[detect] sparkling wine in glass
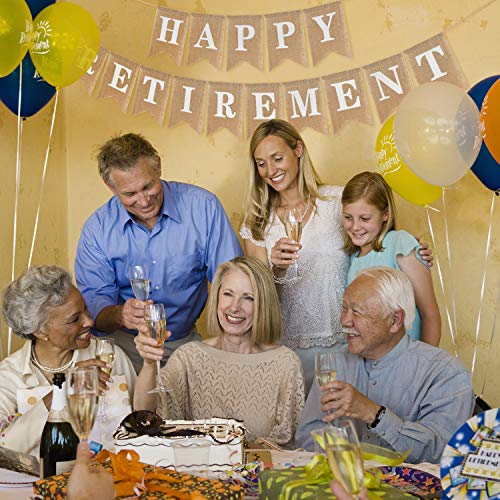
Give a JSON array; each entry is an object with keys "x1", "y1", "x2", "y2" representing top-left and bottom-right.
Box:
[
  {"x1": 315, "y1": 351, "x2": 337, "y2": 388},
  {"x1": 284, "y1": 207, "x2": 304, "y2": 278},
  {"x1": 95, "y1": 338, "x2": 115, "y2": 420},
  {"x1": 144, "y1": 303, "x2": 170, "y2": 393},
  {"x1": 130, "y1": 265, "x2": 150, "y2": 301},
  {"x1": 66, "y1": 366, "x2": 99, "y2": 441},
  {"x1": 324, "y1": 420, "x2": 364, "y2": 497}
]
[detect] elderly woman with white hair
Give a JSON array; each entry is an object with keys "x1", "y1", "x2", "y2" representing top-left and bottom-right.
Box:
[{"x1": 0, "y1": 265, "x2": 136, "y2": 457}]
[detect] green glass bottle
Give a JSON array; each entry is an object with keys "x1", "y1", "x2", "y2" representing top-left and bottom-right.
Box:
[{"x1": 39, "y1": 372, "x2": 79, "y2": 478}]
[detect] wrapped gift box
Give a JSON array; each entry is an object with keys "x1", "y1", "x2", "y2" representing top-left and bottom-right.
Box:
[
  {"x1": 34, "y1": 454, "x2": 243, "y2": 500},
  {"x1": 259, "y1": 467, "x2": 415, "y2": 499}
]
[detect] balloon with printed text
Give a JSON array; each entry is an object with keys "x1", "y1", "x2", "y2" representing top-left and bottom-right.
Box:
[
  {"x1": 0, "y1": 0, "x2": 33, "y2": 77},
  {"x1": 375, "y1": 115, "x2": 441, "y2": 205},
  {"x1": 29, "y1": 2, "x2": 100, "y2": 89},
  {"x1": 480, "y1": 79, "x2": 500, "y2": 168},
  {"x1": 394, "y1": 81, "x2": 482, "y2": 186},
  {"x1": 468, "y1": 75, "x2": 500, "y2": 191}
]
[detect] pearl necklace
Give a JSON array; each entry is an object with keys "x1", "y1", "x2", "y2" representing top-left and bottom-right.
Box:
[{"x1": 30, "y1": 343, "x2": 77, "y2": 373}]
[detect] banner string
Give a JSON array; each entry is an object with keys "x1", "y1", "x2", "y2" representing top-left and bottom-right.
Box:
[
  {"x1": 8, "y1": 65, "x2": 24, "y2": 357},
  {"x1": 426, "y1": 206, "x2": 459, "y2": 358},
  {"x1": 28, "y1": 91, "x2": 60, "y2": 269},
  {"x1": 471, "y1": 192, "x2": 496, "y2": 377},
  {"x1": 441, "y1": 188, "x2": 458, "y2": 342}
]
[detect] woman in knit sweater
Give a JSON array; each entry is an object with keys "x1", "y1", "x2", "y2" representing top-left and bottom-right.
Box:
[{"x1": 133, "y1": 256, "x2": 305, "y2": 447}]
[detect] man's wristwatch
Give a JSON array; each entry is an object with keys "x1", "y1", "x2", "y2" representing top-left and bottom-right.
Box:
[{"x1": 368, "y1": 405, "x2": 386, "y2": 429}]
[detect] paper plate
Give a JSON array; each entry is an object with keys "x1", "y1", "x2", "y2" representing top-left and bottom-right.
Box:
[
  {"x1": 379, "y1": 466, "x2": 441, "y2": 498},
  {"x1": 440, "y1": 408, "x2": 500, "y2": 499}
]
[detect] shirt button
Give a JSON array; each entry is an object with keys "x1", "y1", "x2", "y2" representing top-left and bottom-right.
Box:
[
  {"x1": 155, "y1": 286, "x2": 160, "y2": 290},
  {"x1": 371, "y1": 380, "x2": 377, "y2": 386},
  {"x1": 152, "y1": 260, "x2": 156, "y2": 264},
  {"x1": 373, "y1": 361, "x2": 378, "y2": 367}
]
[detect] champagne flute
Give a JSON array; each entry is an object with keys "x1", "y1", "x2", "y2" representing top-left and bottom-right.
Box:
[
  {"x1": 315, "y1": 351, "x2": 337, "y2": 388},
  {"x1": 283, "y1": 207, "x2": 304, "y2": 278},
  {"x1": 144, "y1": 303, "x2": 170, "y2": 393},
  {"x1": 324, "y1": 420, "x2": 364, "y2": 497},
  {"x1": 95, "y1": 338, "x2": 115, "y2": 420},
  {"x1": 66, "y1": 366, "x2": 99, "y2": 441},
  {"x1": 130, "y1": 265, "x2": 150, "y2": 301}
]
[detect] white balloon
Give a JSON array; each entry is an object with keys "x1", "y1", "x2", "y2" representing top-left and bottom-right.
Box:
[{"x1": 394, "y1": 82, "x2": 482, "y2": 186}]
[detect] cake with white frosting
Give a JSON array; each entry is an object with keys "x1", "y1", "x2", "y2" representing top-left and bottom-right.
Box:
[{"x1": 113, "y1": 412, "x2": 245, "y2": 473}]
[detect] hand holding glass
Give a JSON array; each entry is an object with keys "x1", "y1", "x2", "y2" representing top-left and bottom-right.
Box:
[
  {"x1": 144, "y1": 303, "x2": 170, "y2": 393},
  {"x1": 95, "y1": 338, "x2": 115, "y2": 420},
  {"x1": 66, "y1": 367, "x2": 99, "y2": 441},
  {"x1": 130, "y1": 265, "x2": 150, "y2": 301},
  {"x1": 324, "y1": 420, "x2": 364, "y2": 497}
]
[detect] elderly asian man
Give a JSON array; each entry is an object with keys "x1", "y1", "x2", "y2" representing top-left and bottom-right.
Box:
[{"x1": 296, "y1": 266, "x2": 474, "y2": 464}]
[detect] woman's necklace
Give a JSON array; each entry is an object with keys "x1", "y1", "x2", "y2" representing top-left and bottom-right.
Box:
[
  {"x1": 30, "y1": 343, "x2": 77, "y2": 373},
  {"x1": 280, "y1": 194, "x2": 311, "y2": 216}
]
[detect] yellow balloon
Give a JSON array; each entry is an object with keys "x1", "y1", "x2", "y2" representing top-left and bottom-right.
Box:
[
  {"x1": 375, "y1": 115, "x2": 441, "y2": 206},
  {"x1": 0, "y1": 0, "x2": 32, "y2": 77},
  {"x1": 30, "y1": 2, "x2": 100, "y2": 89}
]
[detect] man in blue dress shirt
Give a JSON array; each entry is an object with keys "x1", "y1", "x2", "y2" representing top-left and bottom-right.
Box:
[
  {"x1": 75, "y1": 133, "x2": 243, "y2": 371},
  {"x1": 296, "y1": 266, "x2": 474, "y2": 464}
]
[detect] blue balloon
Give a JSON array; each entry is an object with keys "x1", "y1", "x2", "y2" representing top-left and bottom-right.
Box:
[
  {"x1": 27, "y1": 0, "x2": 55, "y2": 18},
  {"x1": 468, "y1": 76, "x2": 500, "y2": 191},
  {"x1": 0, "y1": 53, "x2": 56, "y2": 118}
]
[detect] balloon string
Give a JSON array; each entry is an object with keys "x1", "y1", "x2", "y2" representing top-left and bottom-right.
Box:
[
  {"x1": 441, "y1": 188, "x2": 458, "y2": 342},
  {"x1": 478, "y1": 277, "x2": 500, "y2": 399},
  {"x1": 426, "y1": 207, "x2": 459, "y2": 358},
  {"x1": 471, "y1": 192, "x2": 496, "y2": 377},
  {"x1": 28, "y1": 91, "x2": 60, "y2": 269},
  {"x1": 9, "y1": 65, "x2": 24, "y2": 357}
]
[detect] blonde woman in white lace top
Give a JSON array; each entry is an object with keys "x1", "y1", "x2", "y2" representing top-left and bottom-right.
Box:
[
  {"x1": 133, "y1": 256, "x2": 305, "y2": 446},
  {"x1": 240, "y1": 120, "x2": 348, "y2": 391}
]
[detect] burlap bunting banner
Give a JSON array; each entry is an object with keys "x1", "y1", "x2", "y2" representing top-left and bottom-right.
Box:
[
  {"x1": 168, "y1": 77, "x2": 206, "y2": 134},
  {"x1": 81, "y1": 47, "x2": 109, "y2": 95},
  {"x1": 87, "y1": 32, "x2": 467, "y2": 137},
  {"x1": 132, "y1": 67, "x2": 171, "y2": 125},
  {"x1": 265, "y1": 10, "x2": 307, "y2": 70},
  {"x1": 404, "y1": 33, "x2": 468, "y2": 89},
  {"x1": 149, "y1": 7, "x2": 189, "y2": 65},
  {"x1": 283, "y1": 79, "x2": 328, "y2": 133},
  {"x1": 244, "y1": 83, "x2": 284, "y2": 138},
  {"x1": 322, "y1": 69, "x2": 373, "y2": 132},
  {"x1": 363, "y1": 54, "x2": 414, "y2": 123},
  {"x1": 97, "y1": 52, "x2": 140, "y2": 112},
  {"x1": 226, "y1": 15, "x2": 264, "y2": 70},
  {"x1": 206, "y1": 82, "x2": 244, "y2": 137},
  {"x1": 303, "y1": 2, "x2": 352, "y2": 65},
  {"x1": 187, "y1": 13, "x2": 225, "y2": 69}
]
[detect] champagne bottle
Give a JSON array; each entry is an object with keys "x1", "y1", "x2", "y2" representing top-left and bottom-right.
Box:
[{"x1": 39, "y1": 372, "x2": 79, "y2": 479}]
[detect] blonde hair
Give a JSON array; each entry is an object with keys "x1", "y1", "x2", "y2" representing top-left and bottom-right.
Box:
[
  {"x1": 206, "y1": 256, "x2": 282, "y2": 345},
  {"x1": 341, "y1": 171, "x2": 396, "y2": 254},
  {"x1": 244, "y1": 119, "x2": 324, "y2": 240}
]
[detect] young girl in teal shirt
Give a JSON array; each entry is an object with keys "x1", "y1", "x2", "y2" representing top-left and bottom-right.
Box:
[{"x1": 341, "y1": 172, "x2": 441, "y2": 346}]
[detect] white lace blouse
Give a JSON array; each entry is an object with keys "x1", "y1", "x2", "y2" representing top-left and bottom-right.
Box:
[{"x1": 240, "y1": 185, "x2": 349, "y2": 349}]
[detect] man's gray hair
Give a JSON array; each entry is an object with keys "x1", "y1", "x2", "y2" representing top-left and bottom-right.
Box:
[
  {"x1": 2, "y1": 266, "x2": 73, "y2": 340},
  {"x1": 96, "y1": 133, "x2": 161, "y2": 184},
  {"x1": 354, "y1": 266, "x2": 415, "y2": 331}
]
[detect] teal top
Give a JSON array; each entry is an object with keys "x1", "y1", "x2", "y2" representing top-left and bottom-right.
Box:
[{"x1": 346, "y1": 230, "x2": 428, "y2": 341}]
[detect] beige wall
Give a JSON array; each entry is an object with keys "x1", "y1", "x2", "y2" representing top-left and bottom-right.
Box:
[{"x1": 3, "y1": 0, "x2": 500, "y2": 405}]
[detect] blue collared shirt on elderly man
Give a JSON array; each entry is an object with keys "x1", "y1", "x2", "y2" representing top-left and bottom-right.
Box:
[
  {"x1": 296, "y1": 335, "x2": 474, "y2": 463},
  {"x1": 75, "y1": 180, "x2": 243, "y2": 341}
]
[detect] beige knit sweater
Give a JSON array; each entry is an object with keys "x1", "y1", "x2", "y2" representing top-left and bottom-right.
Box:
[{"x1": 157, "y1": 341, "x2": 305, "y2": 446}]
